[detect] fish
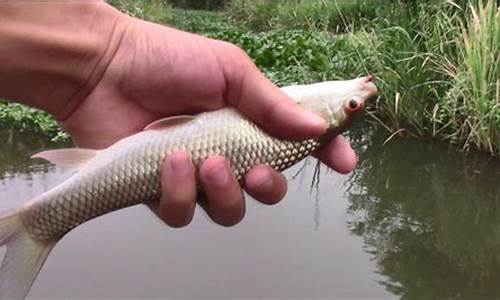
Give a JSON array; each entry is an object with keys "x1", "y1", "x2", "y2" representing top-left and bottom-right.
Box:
[{"x1": 0, "y1": 75, "x2": 377, "y2": 299}]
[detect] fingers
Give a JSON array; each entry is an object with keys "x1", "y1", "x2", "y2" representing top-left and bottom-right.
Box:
[
  {"x1": 155, "y1": 137, "x2": 355, "y2": 228},
  {"x1": 156, "y1": 154, "x2": 283, "y2": 228},
  {"x1": 210, "y1": 40, "x2": 326, "y2": 140},
  {"x1": 157, "y1": 151, "x2": 197, "y2": 228},
  {"x1": 244, "y1": 165, "x2": 287, "y2": 205},
  {"x1": 314, "y1": 135, "x2": 357, "y2": 174},
  {"x1": 199, "y1": 156, "x2": 245, "y2": 226},
  {"x1": 156, "y1": 153, "x2": 245, "y2": 227}
]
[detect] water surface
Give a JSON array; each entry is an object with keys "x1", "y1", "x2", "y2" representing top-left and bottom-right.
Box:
[{"x1": 0, "y1": 127, "x2": 498, "y2": 299}]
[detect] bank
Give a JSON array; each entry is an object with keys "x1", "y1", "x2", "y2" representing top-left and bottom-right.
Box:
[{"x1": 1, "y1": 0, "x2": 498, "y2": 155}]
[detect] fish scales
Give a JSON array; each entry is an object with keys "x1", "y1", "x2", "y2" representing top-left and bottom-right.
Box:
[
  {"x1": 21, "y1": 108, "x2": 320, "y2": 242},
  {"x1": 0, "y1": 76, "x2": 378, "y2": 299}
]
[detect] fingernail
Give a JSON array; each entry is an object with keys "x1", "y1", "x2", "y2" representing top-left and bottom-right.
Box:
[
  {"x1": 168, "y1": 152, "x2": 192, "y2": 176},
  {"x1": 302, "y1": 111, "x2": 327, "y2": 132},
  {"x1": 205, "y1": 158, "x2": 230, "y2": 188}
]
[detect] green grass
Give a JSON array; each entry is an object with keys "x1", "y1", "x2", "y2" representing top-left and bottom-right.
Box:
[
  {"x1": 221, "y1": 0, "x2": 500, "y2": 155},
  {"x1": 343, "y1": 1, "x2": 463, "y2": 136},
  {"x1": 217, "y1": 0, "x2": 500, "y2": 155},
  {"x1": 358, "y1": 0, "x2": 499, "y2": 155},
  {"x1": 441, "y1": 0, "x2": 500, "y2": 153},
  {"x1": 1, "y1": 0, "x2": 498, "y2": 155},
  {"x1": 227, "y1": 0, "x2": 383, "y2": 33}
]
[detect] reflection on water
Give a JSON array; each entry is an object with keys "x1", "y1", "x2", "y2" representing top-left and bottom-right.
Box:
[
  {"x1": 347, "y1": 129, "x2": 500, "y2": 299},
  {"x1": 1, "y1": 126, "x2": 499, "y2": 299},
  {"x1": 0, "y1": 128, "x2": 60, "y2": 178},
  {"x1": 0, "y1": 129, "x2": 71, "y2": 211}
]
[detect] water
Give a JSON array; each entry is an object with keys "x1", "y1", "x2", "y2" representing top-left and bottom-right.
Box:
[{"x1": 0, "y1": 127, "x2": 498, "y2": 299}]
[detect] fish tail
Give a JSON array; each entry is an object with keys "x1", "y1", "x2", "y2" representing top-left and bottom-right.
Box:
[{"x1": 0, "y1": 211, "x2": 54, "y2": 299}]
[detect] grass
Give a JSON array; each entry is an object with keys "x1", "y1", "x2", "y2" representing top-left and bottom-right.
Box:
[
  {"x1": 1, "y1": 0, "x2": 498, "y2": 155},
  {"x1": 342, "y1": 1, "x2": 464, "y2": 137},
  {"x1": 441, "y1": 0, "x2": 500, "y2": 153},
  {"x1": 224, "y1": 0, "x2": 500, "y2": 155},
  {"x1": 226, "y1": 0, "x2": 383, "y2": 33}
]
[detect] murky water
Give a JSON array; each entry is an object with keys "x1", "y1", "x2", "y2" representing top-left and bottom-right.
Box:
[{"x1": 0, "y1": 127, "x2": 499, "y2": 299}]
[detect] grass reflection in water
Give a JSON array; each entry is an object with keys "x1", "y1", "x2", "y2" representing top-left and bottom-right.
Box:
[{"x1": 347, "y1": 129, "x2": 500, "y2": 299}]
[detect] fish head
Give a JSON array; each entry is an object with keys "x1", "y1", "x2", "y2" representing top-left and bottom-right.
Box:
[
  {"x1": 323, "y1": 75, "x2": 377, "y2": 129},
  {"x1": 298, "y1": 75, "x2": 378, "y2": 135}
]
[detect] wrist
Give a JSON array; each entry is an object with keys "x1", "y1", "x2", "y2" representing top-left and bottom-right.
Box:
[{"x1": 0, "y1": 1, "x2": 129, "y2": 119}]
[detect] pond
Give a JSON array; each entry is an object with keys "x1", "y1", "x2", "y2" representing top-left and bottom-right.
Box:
[{"x1": 0, "y1": 127, "x2": 498, "y2": 299}]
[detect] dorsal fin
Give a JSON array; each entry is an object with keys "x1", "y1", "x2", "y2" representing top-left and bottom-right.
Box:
[
  {"x1": 31, "y1": 148, "x2": 99, "y2": 170},
  {"x1": 144, "y1": 115, "x2": 195, "y2": 131}
]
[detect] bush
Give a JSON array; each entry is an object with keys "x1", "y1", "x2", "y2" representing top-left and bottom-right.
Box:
[{"x1": 0, "y1": 102, "x2": 68, "y2": 142}]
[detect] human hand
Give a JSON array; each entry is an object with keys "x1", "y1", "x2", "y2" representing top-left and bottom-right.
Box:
[{"x1": 59, "y1": 11, "x2": 357, "y2": 227}]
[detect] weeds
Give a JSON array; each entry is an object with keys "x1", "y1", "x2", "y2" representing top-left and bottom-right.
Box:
[
  {"x1": 227, "y1": 0, "x2": 383, "y2": 33},
  {"x1": 441, "y1": 0, "x2": 500, "y2": 153},
  {"x1": 1, "y1": 0, "x2": 498, "y2": 155},
  {"x1": 330, "y1": 0, "x2": 499, "y2": 155},
  {"x1": 221, "y1": 0, "x2": 500, "y2": 155}
]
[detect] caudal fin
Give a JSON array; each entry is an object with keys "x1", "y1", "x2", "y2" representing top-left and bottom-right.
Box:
[{"x1": 0, "y1": 211, "x2": 55, "y2": 299}]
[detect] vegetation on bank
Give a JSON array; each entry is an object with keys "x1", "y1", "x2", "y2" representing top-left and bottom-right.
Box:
[
  {"x1": 223, "y1": 0, "x2": 500, "y2": 155},
  {"x1": 0, "y1": 103, "x2": 68, "y2": 142},
  {"x1": 1, "y1": 0, "x2": 498, "y2": 155},
  {"x1": 103, "y1": 0, "x2": 500, "y2": 155}
]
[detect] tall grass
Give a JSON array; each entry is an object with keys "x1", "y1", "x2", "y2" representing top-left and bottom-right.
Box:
[
  {"x1": 323, "y1": 0, "x2": 499, "y2": 155},
  {"x1": 227, "y1": 0, "x2": 383, "y2": 33},
  {"x1": 345, "y1": 1, "x2": 463, "y2": 137},
  {"x1": 1, "y1": 0, "x2": 497, "y2": 155},
  {"x1": 441, "y1": 0, "x2": 500, "y2": 153},
  {"x1": 223, "y1": 0, "x2": 500, "y2": 155}
]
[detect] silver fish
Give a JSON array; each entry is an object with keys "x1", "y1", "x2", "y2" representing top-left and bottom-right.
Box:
[{"x1": 0, "y1": 76, "x2": 377, "y2": 299}]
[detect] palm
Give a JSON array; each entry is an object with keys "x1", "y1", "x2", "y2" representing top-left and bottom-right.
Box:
[{"x1": 62, "y1": 20, "x2": 231, "y2": 149}]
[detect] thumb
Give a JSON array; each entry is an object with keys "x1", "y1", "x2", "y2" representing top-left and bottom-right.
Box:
[{"x1": 212, "y1": 40, "x2": 327, "y2": 140}]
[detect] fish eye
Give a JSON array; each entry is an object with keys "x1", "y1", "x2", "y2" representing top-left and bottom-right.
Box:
[
  {"x1": 347, "y1": 97, "x2": 362, "y2": 112},
  {"x1": 349, "y1": 99, "x2": 358, "y2": 109}
]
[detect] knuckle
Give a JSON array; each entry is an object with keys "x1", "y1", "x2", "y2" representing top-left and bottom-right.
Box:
[
  {"x1": 220, "y1": 41, "x2": 249, "y2": 60},
  {"x1": 214, "y1": 40, "x2": 253, "y2": 76}
]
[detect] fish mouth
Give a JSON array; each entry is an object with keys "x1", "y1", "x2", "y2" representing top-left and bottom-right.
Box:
[{"x1": 362, "y1": 75, "x2": 378, "y2": 103}]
